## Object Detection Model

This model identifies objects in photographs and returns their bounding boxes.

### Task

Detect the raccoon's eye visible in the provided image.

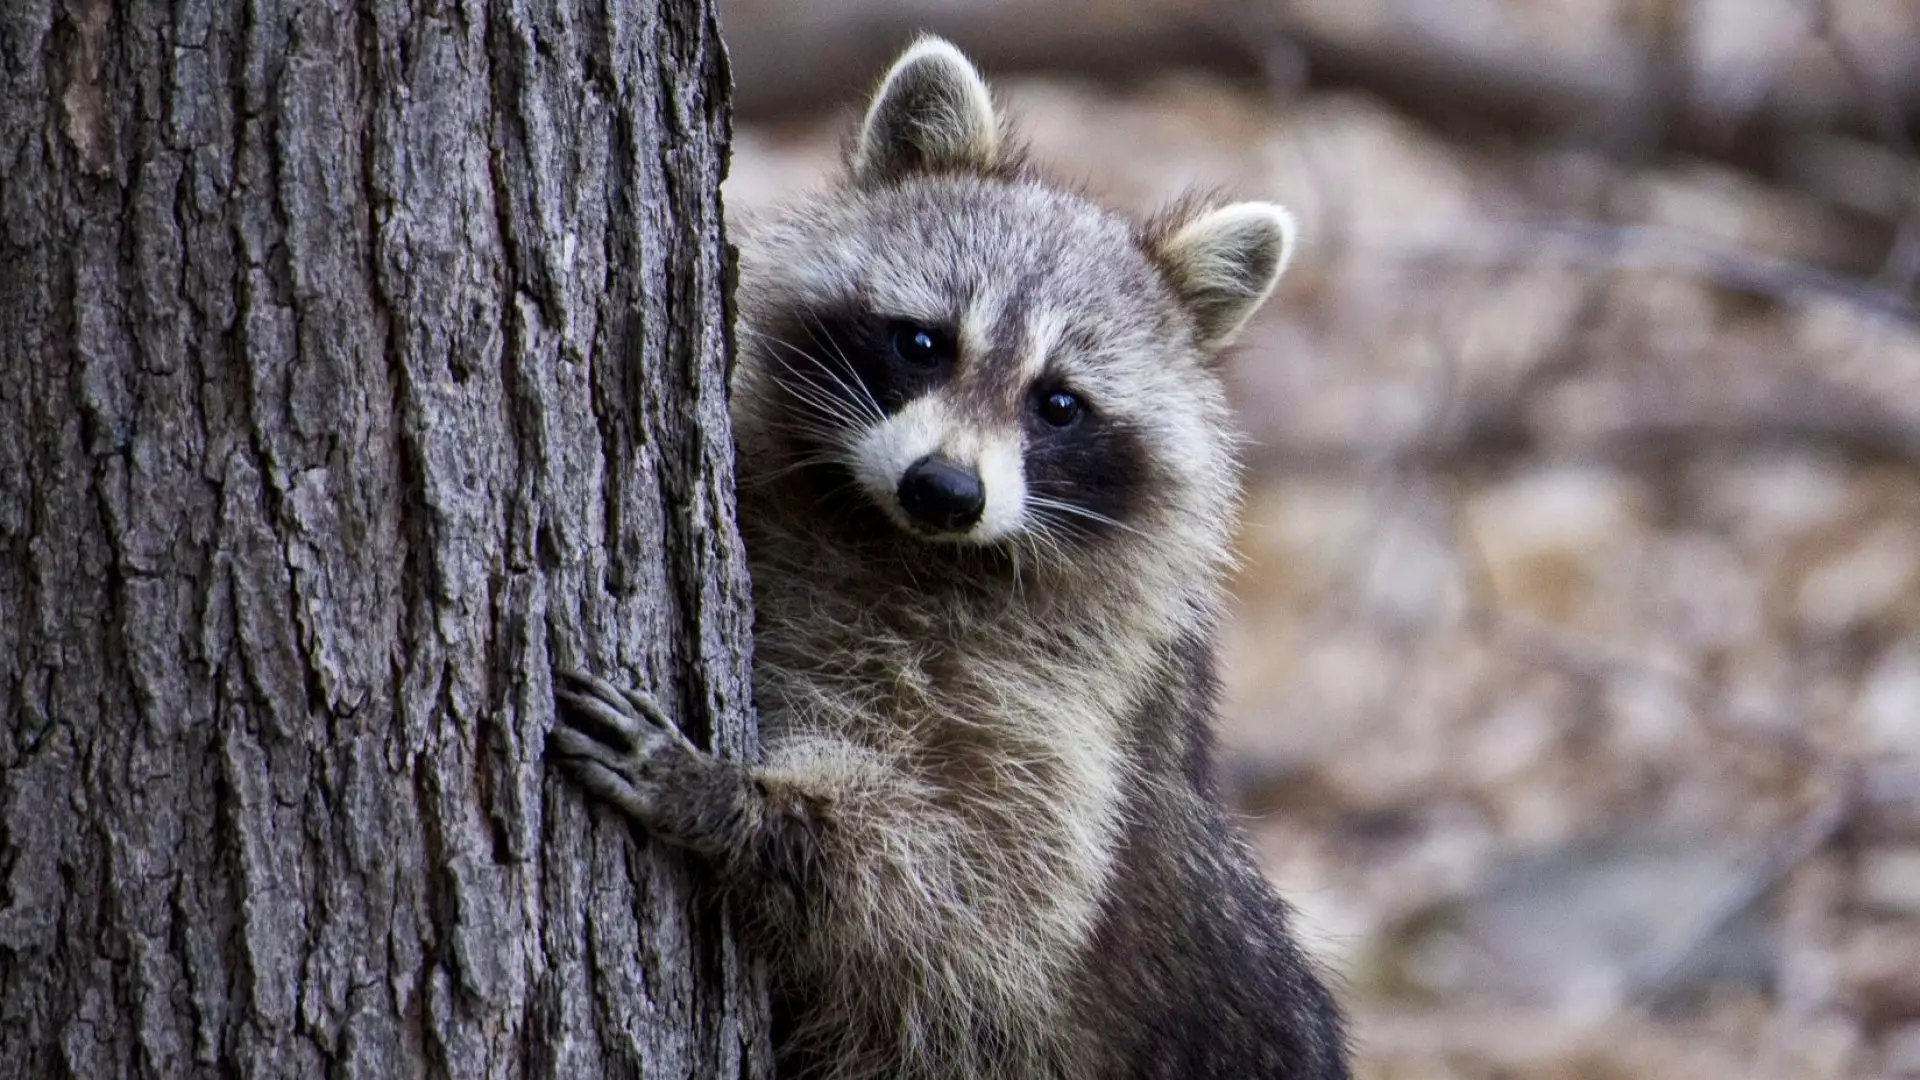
[888,321,953,369]
[1037,389,1085,428]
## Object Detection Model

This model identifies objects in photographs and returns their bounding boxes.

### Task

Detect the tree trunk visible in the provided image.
[0,1,768,1077]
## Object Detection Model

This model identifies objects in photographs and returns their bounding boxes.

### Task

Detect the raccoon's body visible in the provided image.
[552,37,1348,1080]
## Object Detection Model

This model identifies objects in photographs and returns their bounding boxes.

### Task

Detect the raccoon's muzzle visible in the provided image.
[897,453,986,532]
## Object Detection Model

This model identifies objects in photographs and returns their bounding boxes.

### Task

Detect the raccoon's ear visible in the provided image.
[1147,201,1298,350]
[851,36,1003,185]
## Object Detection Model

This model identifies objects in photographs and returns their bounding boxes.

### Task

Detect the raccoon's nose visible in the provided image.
[897,455,986,532]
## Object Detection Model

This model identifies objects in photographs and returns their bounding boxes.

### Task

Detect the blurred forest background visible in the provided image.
[718,1,1920,1076]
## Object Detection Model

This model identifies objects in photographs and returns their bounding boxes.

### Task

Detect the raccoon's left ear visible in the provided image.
[1147,201,1298,351]
[852,36,1004,185]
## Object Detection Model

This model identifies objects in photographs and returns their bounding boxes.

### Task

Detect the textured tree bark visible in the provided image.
[0,0,768,1077]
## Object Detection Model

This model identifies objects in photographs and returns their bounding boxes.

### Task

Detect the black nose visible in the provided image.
[896,455,985,532]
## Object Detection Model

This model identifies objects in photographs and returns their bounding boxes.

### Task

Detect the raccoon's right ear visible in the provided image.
[1146,201,1299,352]
[851,36,1003,185]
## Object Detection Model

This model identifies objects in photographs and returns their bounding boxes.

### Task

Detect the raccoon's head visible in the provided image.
[733,37,1295,586]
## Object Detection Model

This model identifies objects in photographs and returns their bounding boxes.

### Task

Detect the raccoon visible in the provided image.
[550,36,1349,1080]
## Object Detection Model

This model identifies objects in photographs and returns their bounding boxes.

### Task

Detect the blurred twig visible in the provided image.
[1249,221,1920,477]
[1246,397,1920,477]
[725,0,1920,237]
[1375,221,1920,326]
[1232,0,1920,230]
[723,0,1260,118]
[1628,789,1854,1006]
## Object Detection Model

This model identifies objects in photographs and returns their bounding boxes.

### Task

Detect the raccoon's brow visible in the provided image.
[962,277,1040,374]
[1017,309,1069,383]
[1003,257,1083,377]
[958,285,1003,364]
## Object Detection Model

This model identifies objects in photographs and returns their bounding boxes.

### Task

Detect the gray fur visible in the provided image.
[552,35,1347,1080]
[852,36,1007,185]
[1146,200,1299,349]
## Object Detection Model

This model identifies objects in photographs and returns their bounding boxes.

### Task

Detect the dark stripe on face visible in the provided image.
[756,304,960,424]
[946,263,1055,418]
[1022,403,1152,541]
[947,344,1025,420]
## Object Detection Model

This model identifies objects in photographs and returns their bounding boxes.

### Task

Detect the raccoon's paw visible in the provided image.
[549,669,706,828]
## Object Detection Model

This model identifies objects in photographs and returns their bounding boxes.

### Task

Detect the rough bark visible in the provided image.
[0,0,768,1077]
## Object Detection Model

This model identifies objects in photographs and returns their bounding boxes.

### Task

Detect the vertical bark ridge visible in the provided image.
[0,1,765,1077]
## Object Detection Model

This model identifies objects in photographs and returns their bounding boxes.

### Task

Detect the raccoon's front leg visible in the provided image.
[548,670,822,900]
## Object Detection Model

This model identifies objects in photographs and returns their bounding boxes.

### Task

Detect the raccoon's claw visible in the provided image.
[550,668,705,827]
[548,731,669,825]
[552,669,696,752]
